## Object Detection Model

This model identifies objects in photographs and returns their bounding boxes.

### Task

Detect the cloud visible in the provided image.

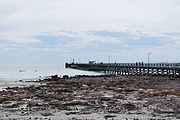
[1,0,180,34]
[32,34,79,48]
[89,30,133,38]
[164,32,180,36]
[0,0,180,63]
[0,29,180,63]
[122,35,172,47]
[0,43,18,52]
[0,33,41,43]
[25,29,176,55]
[88,30,173,47]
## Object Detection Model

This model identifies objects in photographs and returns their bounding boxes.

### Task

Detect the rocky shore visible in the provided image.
[0,75,180,120]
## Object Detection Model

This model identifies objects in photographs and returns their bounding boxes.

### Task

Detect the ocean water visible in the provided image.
[0,63,101,78]
[0,63,102,89]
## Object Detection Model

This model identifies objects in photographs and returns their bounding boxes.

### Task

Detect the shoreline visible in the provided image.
[0,75,180,120]
[0,77,42,90]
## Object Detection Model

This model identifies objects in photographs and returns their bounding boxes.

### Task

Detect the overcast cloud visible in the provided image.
[0,0,180,63]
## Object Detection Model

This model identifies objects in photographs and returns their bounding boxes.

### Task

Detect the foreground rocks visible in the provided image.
[0,75,180,120]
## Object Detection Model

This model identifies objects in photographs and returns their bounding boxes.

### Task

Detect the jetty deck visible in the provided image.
[66,62,180,77]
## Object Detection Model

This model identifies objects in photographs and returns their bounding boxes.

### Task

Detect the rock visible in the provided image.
[104,115,117,120]
[63,75,69,79]
[0,96,7,104]
[65,111,79,115]
[63,100,90,106]
[123,103,137,111]
[0,75,180,119]
[41,112,54,116]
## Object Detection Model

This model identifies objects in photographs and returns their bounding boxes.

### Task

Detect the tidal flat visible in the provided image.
[0,75,180,120]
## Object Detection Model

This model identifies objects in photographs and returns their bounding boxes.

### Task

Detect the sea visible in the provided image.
[0,63,102,90]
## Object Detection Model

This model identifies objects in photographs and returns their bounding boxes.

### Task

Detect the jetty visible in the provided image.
[66,62,180,77]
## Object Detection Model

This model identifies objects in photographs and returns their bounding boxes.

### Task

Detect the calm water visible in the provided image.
[0,63,102,89]
[0,63,101,78]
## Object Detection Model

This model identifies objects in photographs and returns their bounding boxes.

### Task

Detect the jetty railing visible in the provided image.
[65,63,180,77]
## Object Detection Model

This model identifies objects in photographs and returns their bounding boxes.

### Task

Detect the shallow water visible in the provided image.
[0,63,101,78]
[0,63,102,89]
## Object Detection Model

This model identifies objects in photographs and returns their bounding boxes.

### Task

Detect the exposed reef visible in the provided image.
[0,75,180,120]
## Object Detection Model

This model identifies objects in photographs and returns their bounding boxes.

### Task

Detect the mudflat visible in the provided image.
[0,75,180,120]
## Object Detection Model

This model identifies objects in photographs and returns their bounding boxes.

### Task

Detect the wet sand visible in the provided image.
[0,75,180,120]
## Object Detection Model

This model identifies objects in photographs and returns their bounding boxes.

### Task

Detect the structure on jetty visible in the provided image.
[65,62,180,77]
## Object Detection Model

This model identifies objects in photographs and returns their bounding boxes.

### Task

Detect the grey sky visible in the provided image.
[0,0,180,63]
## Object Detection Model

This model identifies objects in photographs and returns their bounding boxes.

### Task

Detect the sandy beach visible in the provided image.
[0,75,180,120]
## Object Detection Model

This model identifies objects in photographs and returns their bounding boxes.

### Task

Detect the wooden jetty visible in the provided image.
[65,62,180,77]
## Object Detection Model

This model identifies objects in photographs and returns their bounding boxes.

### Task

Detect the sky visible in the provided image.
[0,0,180,63]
